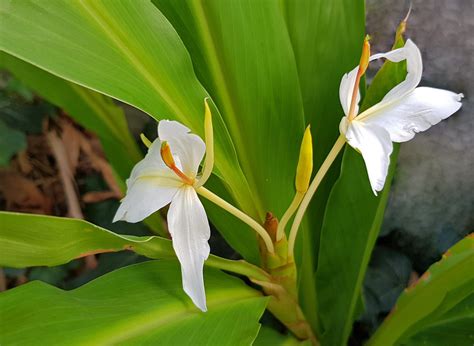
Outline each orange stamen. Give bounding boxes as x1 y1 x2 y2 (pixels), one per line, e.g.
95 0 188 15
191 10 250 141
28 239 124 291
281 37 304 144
161 141 195 185
348 35 371 121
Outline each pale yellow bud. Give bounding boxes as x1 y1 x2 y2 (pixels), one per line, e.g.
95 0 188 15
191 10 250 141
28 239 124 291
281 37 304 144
295 126 313 193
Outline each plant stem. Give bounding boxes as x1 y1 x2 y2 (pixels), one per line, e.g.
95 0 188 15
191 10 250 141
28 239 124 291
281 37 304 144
276 191 304 241
196 186 275 253
206 255 270 282
288 135 346 258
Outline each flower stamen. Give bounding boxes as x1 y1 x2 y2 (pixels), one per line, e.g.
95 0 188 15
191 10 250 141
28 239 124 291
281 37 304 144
348 35 371 121
161 141 195 185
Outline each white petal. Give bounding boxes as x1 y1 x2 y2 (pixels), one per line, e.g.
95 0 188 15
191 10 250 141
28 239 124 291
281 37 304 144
113 139 182 223
339 66 360 116
158 120 205 178
369 39 423 103
167 186 210 312
345 121 393 195
362 87 463 142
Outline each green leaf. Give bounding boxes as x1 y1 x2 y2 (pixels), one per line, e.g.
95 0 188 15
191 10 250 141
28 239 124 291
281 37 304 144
153 0 305 219
368 234 474 346
0 211 270 284
314 34 407 345
0 118 26 166
253 326 310 346
0 0 255 219
0 211 174 268
0 260 268 345
281 0 365 332
0 52 141 182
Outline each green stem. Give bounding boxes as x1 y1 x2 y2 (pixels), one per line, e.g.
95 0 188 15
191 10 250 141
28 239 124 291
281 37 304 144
288 135 346 258
206 255 270 282
196 186 275 253
276 191 304 241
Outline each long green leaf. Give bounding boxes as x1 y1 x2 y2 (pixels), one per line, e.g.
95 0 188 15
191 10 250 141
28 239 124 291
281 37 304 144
281 0 365 333
0 1 265 260
0 52 140 184
0 211 174 267
0 0 256 221
153 0 305 221
0 211 269 283
315 33 407 345
0 260 268 345
368 234 474 345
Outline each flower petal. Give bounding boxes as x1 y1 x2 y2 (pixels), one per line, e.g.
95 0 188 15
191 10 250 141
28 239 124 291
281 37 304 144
113 139 182 223
369 39 422 103
167 186 210 312
344 121 393 195
362 87 463 142
339 66 360 116
158 120 205 178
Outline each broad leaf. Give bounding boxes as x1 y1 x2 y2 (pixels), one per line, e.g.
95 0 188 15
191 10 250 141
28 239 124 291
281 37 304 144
315 33 407 345
253 326 310 346
0 211 174 268
0 260 268 345
281 0 365 333
153 0 305 221
0 0 256 224
368 234 474 346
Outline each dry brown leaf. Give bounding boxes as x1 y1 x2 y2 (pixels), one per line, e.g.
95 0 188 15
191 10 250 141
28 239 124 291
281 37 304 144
82 190 119 203
0 170 52 214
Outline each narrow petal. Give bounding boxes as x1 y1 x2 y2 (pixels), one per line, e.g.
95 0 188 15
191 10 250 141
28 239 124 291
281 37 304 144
339 66 360 116
369 39 422 103
158 120 205 178
362 87 463 142
113 139 182 223
167 186 210 311
345 121 393 195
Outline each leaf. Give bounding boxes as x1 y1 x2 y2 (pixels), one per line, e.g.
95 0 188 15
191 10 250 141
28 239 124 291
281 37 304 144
0 118 26 166
0 260 268 345
0 52 141 183
153 0 305 223
314 34 407 345
253 326 310 346
367 234 474 346
0 211 175 268
0 0 255 218
281 0 365 332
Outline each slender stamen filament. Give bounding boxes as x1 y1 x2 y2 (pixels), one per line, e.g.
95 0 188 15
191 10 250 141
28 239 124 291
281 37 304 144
169 165 195 185
197 186 275 254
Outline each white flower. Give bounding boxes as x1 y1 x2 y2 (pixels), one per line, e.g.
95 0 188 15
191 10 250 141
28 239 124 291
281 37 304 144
113 120 210 312
339 39 463 195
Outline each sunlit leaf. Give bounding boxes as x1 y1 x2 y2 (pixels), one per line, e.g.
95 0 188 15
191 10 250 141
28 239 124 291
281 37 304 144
0 260 268 345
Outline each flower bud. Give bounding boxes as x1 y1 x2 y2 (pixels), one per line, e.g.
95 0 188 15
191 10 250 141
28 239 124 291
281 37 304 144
295 126 313 193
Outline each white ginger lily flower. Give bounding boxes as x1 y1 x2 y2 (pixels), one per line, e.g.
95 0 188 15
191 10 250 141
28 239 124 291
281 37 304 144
339 39 463 195
113 120 210 312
